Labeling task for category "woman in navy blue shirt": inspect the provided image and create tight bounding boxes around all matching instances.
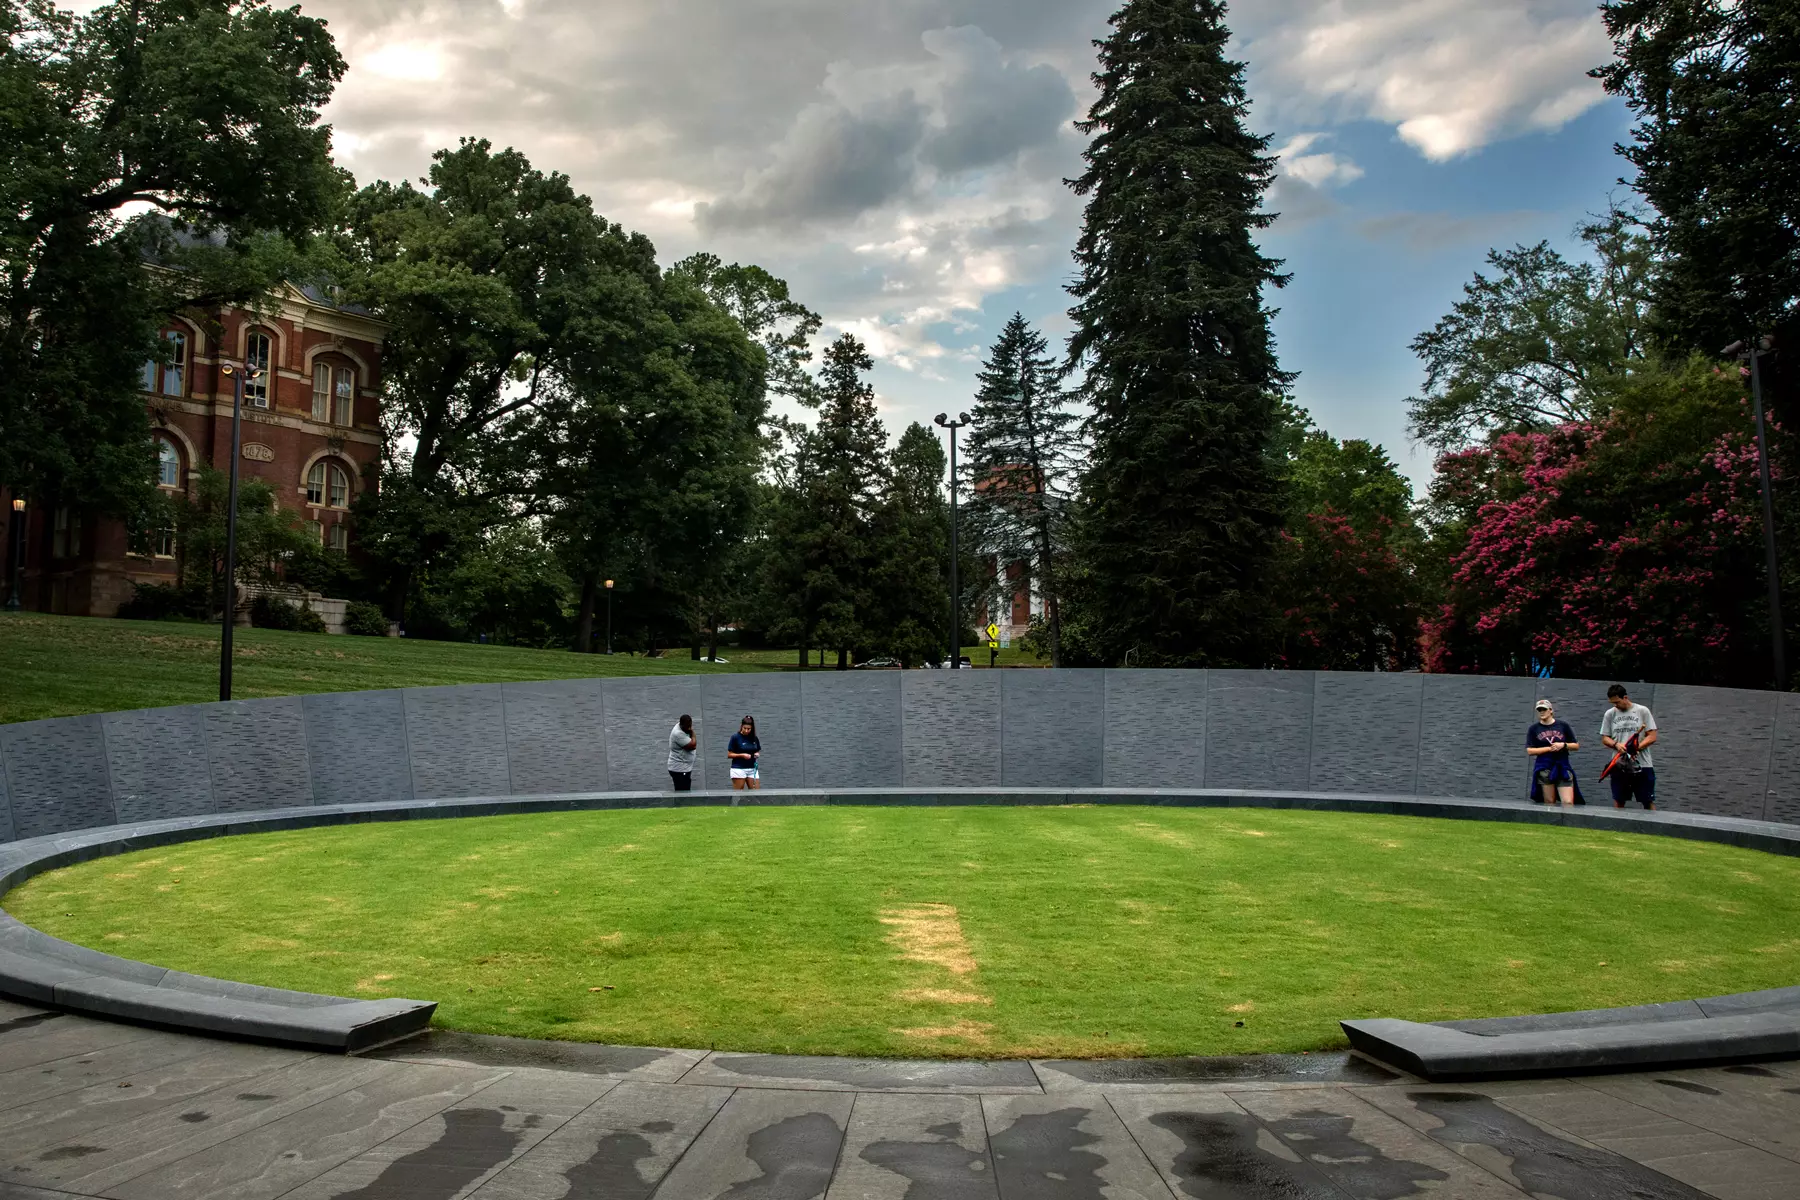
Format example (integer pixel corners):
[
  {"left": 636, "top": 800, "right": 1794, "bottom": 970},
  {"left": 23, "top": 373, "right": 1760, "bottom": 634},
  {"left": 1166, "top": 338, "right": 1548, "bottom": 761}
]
[
  {"left": 728, "top": 715, "right": 761, "bottom": 790},
  {"left": 1525, "top": 699, "right": 1582, "bottom": 806}
]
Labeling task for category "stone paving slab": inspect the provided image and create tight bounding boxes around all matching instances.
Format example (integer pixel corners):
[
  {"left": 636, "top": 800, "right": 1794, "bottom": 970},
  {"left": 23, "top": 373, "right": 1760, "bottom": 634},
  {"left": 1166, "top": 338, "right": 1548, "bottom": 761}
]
[
  {"left": 826, "top": 1091, "right": 997, "bottom": 1200},
  {"left": 978, "top": 1092, "right": 1171, "bottom": 1199},
  {"left": 0, "top": 1041, "right": 304, "bottom": 1179},
  {"left": 0, "top": 1025, "right": 222, "bottom": 1114},
  {"left": 8, "top": 1054, "right": 392, "bottom": 1194},
  {"left": 1581, "top": 1069, "right": 1800, "bottom": 1164},
  {"left": 1351, "top": 1084, "right": 1719, "bottom": 1198},
  {"left": 467, "top": 1079, "right": 733, "bottom": 1200},
  {"left": 367, "top": 1028, "right": 707, "bottom": 1082},
  {"left": 99, "top": 1062, "right": 504, "bottom": 1200},
  {"left": 1032, "top": 1051, "right": 1404, "bottom": 1093},
  {"left": 7, "top": 1015, "right": 1800, "bottom": 1198},
  {"left": 648, "top": 1086, "right": 855, "bottom": 1200},
  {"left": 0, "top": 1014, "right": 151, "bottom": 1074},
  {"left": 680, "top": 1051, "right": 1043, "bottom": 1094},
  {"left": 274, "top": 1067, "right": 614, "bottom": 1200},
  {"left": 1235, "top": 1086, "right": 1530, "bottom": 1197}
]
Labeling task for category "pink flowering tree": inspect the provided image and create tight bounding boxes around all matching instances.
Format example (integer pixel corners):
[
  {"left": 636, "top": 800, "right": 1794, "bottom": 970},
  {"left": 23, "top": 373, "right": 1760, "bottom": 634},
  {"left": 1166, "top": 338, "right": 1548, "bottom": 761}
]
[{"left": 1422, "top": 359, "right": 1787, "bottom": 686}]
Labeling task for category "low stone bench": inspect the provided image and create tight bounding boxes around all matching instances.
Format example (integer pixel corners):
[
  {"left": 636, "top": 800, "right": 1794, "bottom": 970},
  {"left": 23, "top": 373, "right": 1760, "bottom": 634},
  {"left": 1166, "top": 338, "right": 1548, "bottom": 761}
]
[
  {"left": 0, "top": 912, "right": 434, "bottom": 1052},
  {"left": 1342, "top": 986, "right": 1800, "bottom": 1079}
]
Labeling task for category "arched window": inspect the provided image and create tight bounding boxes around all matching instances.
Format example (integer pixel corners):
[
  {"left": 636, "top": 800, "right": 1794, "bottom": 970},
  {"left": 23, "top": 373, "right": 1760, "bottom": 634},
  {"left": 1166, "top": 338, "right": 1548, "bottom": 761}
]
[
  {"left": 334, "top": 366, "right": 355, "bottom": 426},
  {"left": 245, "top": 331, "right": 272, "bottom": 408},
  {"left": 306, "top": 459, "right": 351, "bottom": 508},
  {"left": 311, "top": 361, "right": 356, "bottom": 425},
  {"left": 153, "top": 436, "right": 181, "bottom": 488},
  {"left": 141, "top": 330, "right": 186, "bottom": 396}
]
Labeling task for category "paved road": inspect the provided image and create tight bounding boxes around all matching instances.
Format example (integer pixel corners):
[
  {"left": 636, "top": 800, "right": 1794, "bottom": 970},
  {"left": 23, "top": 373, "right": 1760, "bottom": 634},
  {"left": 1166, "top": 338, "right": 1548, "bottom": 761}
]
[{"left": 2, "top": 997, "right": 1797, "bottom": 1200}]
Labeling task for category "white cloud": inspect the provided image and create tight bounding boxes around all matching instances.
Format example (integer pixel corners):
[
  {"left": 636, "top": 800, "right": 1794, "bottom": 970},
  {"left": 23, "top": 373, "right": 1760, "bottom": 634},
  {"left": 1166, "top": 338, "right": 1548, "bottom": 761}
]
[
  {"left": 1268, "top": 132, "right": 1364, "bottom": 225},
  {"left": 1239, "top": 0, "right": 1612, "bottom": 160},
  {"left": 69, "top": 0, "right": 1618, "bottom": 447}
]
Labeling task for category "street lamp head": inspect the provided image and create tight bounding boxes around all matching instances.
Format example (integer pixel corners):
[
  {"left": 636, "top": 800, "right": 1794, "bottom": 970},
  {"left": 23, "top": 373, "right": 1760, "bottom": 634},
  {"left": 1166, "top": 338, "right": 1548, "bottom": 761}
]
[
  {"left": 604, "top": 579, "right": 614, "bottom": 590},
  {"left": 957, "top": 412, "right": 970, "bottom": 424},
  {"left": 11, "top": 498, "right": 23, "bottom": 512},
  {"left": 933, "top": 413, "right": 948, "bottom": 427}
]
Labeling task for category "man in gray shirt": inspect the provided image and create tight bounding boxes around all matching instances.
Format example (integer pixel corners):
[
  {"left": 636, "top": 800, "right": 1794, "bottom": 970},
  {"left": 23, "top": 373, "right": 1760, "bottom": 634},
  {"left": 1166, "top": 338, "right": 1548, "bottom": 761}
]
[
  {"left": 1599, "top": 685, "right": 1658, "bottom": 809},
  {"left": 668, "top": 715, "right": 697, "bottom": 792}
]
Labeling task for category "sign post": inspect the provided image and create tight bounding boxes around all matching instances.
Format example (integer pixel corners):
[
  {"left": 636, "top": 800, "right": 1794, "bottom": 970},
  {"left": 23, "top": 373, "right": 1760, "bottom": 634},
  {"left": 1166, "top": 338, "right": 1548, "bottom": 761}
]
[{"left": 986, "top": 622, "right": 1000, "bottom": 668}]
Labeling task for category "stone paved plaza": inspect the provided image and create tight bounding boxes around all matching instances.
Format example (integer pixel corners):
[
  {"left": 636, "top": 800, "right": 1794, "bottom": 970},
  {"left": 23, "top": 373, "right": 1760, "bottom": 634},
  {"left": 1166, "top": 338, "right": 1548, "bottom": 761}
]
[{"left": 3, "top": 998, "right": 1798, "bottom": 1199}]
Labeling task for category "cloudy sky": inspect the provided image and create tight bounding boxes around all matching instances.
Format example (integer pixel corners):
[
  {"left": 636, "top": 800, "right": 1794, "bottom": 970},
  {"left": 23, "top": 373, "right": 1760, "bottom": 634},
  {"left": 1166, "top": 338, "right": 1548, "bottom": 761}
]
[{"left": 273, "top": 0, "right": 1630, "bottom": 489}]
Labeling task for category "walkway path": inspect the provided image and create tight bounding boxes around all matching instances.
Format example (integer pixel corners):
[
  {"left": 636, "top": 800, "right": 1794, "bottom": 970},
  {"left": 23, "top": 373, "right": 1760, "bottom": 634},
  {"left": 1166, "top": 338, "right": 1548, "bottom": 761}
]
[{"left": 2, "top": 997, "right": 1797, "bottom": 1199}]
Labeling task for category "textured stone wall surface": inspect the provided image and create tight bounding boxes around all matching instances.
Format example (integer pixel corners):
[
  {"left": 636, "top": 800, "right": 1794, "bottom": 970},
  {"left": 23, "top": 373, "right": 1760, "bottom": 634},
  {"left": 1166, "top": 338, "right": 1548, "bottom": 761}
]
[{"left": 1, "top": 671, "right": 1790, "bottom": 840}]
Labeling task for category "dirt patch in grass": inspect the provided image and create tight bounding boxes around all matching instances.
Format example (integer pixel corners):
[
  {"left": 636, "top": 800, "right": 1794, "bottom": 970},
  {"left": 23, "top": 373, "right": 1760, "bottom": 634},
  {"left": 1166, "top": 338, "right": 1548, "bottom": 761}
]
[
  {"left": 893, "top": 1018, "right": 996, "bottom": 1045},
  {"left": 898, "top": 988, "right": 993, "bottom": 1005},
  {"left": 880, "top": 903, "right": 979, "bottom": 976}
]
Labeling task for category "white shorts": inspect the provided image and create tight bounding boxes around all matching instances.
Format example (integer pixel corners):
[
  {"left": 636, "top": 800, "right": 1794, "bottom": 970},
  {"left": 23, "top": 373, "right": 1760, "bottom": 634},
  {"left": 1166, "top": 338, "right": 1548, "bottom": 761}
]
[{"left": 730, "top": 767, "right": 759, "bottom": 780}]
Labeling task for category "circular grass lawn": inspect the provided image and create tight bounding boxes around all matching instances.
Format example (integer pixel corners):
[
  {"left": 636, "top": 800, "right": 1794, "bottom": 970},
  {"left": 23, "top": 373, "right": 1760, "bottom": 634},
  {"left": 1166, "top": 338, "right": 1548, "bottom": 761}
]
[{"left": 8, "top": 807, "right": 1800, "bottom": 1060}]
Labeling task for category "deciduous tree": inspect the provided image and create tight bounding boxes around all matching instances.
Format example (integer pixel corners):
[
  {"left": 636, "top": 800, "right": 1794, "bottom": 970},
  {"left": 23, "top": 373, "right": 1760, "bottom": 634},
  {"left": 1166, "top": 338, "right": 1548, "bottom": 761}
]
[{"left": 0, "top": 0, "right": 346, "bottom": 517}]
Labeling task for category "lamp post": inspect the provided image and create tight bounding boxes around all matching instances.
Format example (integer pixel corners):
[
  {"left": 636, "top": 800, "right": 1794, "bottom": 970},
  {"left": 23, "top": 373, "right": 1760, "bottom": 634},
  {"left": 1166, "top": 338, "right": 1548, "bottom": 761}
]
[
  {"left": 1725, "top": 338, "right": 1787, "bottom": 691},
  {"left": 217, "top": 360, "right": 261, "bottom": 701},
  {"left": 933, "top": 412, "right": 970, "bottom": 668},
  {"left": 604, "top": 579, "right": 614, "bottom": 655},
  {"left": 5, "top": 496, "right": 24, "bottom": 612}
]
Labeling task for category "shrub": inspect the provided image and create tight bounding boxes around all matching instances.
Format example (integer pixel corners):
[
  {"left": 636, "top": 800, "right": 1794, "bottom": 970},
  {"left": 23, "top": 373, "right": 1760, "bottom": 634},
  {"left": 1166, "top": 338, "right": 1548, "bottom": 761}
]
[
  {"left": 250, "top": 594, "right": 326, "bottom": 633},
  {"left": 344, "top": 600, "right": 389, "bottom": 637},
  {"left": 117, "top": 581, "right": 207, "bottom": 622}
]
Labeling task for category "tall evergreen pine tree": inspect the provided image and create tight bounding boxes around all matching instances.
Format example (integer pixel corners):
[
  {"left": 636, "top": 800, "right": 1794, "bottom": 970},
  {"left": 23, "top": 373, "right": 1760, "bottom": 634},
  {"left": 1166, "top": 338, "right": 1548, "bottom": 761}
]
[
  {"left": 964, "top": 314, "right": 1078, "bottom": 666},
  {"left": 765, "top": 334, "right": 887, "bottom": 668},
  {"left": 1065, "top": 0, "right": 1292, "bottom": 667}
]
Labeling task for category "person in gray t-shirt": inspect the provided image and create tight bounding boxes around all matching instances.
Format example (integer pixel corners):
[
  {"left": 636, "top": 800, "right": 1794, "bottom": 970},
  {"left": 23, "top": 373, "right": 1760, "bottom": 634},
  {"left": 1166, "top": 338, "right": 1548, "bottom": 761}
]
[
  {"left": 1599, "top": 685, "right": 1658, "bottom": 809},
  {"left": 668, "top": 715, "right": 697, "bottom": 792}
]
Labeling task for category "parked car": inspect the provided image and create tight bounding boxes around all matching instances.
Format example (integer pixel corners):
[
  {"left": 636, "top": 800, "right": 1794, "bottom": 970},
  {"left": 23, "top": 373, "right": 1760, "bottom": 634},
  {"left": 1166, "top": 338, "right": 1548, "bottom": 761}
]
[
  {"left": 699, "top": 656, "right": 730, "bottom": 664},
  {"left": 934, "top": 656, "right": 974, "bottom": 669},
  {"left": 856, "top": 657, "right": 901, "bottom": 669}
]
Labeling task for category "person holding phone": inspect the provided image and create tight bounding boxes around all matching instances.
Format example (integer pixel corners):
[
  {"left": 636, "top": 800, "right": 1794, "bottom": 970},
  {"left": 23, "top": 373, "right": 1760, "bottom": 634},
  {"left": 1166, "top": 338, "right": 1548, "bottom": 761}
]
[
  {"left": 668, "top": 714, "right": 697, "bottom": 792},
  {"left": 728, "top": 715, "right": 761, "bottom": 790},
  {"left": 1526, "top": 699, "right": 1581, "bottom": 806}
]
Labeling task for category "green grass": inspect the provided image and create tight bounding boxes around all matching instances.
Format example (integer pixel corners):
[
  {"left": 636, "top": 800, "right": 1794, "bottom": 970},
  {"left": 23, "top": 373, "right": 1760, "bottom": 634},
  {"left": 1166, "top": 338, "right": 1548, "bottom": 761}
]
[
  {"left": 9, "top": 806, "right": 1798, "bottom": 1059},
  {"left": 0, "top": 612, "right": 766, "bottom": 724}
]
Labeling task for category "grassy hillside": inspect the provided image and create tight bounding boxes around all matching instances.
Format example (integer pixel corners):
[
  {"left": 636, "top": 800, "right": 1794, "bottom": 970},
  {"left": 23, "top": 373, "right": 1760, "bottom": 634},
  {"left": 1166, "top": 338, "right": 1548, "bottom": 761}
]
[{"left": 0, "top": 612, "right": 763, "bottom": 724}]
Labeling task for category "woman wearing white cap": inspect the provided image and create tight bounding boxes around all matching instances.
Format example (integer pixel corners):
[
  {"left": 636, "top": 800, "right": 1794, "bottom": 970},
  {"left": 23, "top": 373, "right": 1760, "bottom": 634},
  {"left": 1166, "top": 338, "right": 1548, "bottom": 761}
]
[{"left": 1525, "top": 698, "right": 1582, "bottom": 806}]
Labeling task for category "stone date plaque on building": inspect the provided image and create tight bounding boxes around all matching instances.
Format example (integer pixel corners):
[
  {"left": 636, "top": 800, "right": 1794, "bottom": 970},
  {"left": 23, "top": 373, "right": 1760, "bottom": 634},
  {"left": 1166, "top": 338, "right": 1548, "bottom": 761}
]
[{"left": 241, "top": 442, "right": 275, "bottom": 462}]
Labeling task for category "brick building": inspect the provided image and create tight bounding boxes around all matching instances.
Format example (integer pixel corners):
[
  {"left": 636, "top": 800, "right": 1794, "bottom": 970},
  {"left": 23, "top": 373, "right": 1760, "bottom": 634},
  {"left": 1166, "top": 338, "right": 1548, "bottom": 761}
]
[{"left": 0, "top": 284, "right": 386, "bottom": 617}]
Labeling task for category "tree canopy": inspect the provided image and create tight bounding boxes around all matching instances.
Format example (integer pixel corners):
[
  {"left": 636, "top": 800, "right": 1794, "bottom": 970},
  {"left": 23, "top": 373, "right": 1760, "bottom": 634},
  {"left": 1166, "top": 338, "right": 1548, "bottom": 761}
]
[
  {"left": 1598, "top": 0, "right": 1800, "bottom": 354},
  {"left": 0, "top": 0, "right": 346, "bottom": 514},
  {"left": 1063, "top": 0, "right": 1291, "bottom": 667}
]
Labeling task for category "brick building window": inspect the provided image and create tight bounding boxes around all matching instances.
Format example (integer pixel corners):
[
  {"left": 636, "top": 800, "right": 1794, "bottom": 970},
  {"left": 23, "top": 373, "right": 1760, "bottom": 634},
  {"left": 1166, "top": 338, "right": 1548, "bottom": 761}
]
[
  {"left": 306, "top": 460, "right": 350, "bottom": 508},
  {"left": 141, "top": 331, "right": 186, "bottom": 396},
  {"left": 305, "top": 519, "right": 323, "bottom": 545},
  {"left": 245, "top": 331, "right": 272, "bottom": 407},
  {"left": 52, "top": 507, "right": 79, "bottom": 558},
  {"left": 312, "top": 362, "right": 355, "bottom": 425},
  {"left": 328, "top": 523, "right": 348, "bottom": 552},
  {"left": 335, "top": 367, "right": 354, "bottom": 425},
  {"left": 154, "top": 436, "right": 181, "bottom": 488}
]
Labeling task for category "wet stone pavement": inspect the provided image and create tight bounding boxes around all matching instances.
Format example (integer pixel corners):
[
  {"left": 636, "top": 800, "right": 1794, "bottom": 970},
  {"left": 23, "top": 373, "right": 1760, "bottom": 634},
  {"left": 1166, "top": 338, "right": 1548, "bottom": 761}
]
[{"left": 2, "top": 998, "right": 1798, "bottom": 1200}]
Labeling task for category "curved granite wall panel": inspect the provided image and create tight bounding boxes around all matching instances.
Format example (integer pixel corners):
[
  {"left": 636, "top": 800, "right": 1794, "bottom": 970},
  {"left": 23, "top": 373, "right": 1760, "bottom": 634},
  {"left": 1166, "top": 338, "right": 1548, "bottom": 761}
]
[
  {"left": 1768, "top": 693, "right": 1800, "bottom": 826},
  {"left": 803, "top": 672, "right": 902, "bottom": 788},
  {"left": 1, "top": 671, "right": 1795, "bottom": 842},
  {"left": 304, "top": 689, "right": 413, "bottom": 808}
]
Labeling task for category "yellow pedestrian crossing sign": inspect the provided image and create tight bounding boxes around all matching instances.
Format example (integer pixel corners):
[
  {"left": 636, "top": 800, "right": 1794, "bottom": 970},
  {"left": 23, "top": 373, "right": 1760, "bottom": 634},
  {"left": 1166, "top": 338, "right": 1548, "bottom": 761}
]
[{"left": 986, "top": 623, "right": 1000, "bottom": 640}]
